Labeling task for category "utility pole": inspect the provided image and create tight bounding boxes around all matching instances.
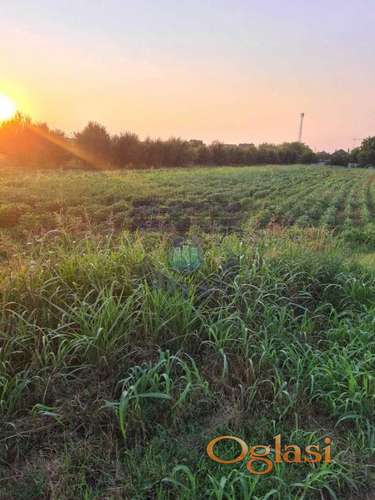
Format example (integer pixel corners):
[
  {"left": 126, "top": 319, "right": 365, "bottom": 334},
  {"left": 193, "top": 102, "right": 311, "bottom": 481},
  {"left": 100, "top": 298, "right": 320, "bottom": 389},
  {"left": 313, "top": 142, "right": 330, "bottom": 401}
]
[{"left": 298, "top": 113, "right": 305, "bottom": 143}]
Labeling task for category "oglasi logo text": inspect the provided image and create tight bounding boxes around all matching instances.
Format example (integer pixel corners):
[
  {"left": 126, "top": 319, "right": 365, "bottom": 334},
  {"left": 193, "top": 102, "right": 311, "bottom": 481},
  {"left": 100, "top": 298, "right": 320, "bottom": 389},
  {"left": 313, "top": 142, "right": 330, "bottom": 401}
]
[{"left": 207, "top": 435, "right": 332, "bottom": 475}]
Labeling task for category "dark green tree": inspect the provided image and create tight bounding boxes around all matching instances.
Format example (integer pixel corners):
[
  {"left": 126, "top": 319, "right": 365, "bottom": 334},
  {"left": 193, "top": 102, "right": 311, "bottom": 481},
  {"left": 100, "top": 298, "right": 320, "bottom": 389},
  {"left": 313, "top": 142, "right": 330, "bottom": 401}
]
[
  {"left": 111, "top": 132, "right": 141, "bottom": 167},
  {"left": 330, "top": 149, "right": 349, "bottom": 166},
  {"left": 358, "top": 137, "right": 375, "bottom": 166},
  {"left": 75, "top": 122, "right": 111, "bottom": 163}
]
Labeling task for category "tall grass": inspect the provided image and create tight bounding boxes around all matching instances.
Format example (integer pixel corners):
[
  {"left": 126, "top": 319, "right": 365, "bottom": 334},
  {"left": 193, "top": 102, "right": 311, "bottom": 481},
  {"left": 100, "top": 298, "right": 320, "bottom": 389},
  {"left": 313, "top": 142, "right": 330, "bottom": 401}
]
[{"left": 1, "top": 226, "right": 375, "bottom": 498}]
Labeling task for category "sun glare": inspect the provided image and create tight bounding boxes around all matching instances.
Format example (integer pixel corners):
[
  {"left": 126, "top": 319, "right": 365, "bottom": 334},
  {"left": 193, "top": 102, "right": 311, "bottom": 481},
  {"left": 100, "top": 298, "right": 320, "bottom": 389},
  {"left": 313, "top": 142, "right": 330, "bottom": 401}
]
[{"left": 0, "top": 95, "right": 17, "bottom": 121}]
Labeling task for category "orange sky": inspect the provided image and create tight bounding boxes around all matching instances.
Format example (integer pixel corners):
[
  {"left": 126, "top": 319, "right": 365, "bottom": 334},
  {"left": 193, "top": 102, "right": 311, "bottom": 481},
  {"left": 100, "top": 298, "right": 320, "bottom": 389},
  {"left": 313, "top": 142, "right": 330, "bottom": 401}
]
[{"left": 1, "top": 1, "right": 375, "bottom": 152}]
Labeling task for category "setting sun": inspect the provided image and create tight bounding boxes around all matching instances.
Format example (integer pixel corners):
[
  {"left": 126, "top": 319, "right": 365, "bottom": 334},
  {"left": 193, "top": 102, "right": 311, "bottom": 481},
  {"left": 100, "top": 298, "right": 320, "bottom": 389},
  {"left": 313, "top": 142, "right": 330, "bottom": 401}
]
[{"left": 0, "top": 95, "right": 16, "bottom": 121}]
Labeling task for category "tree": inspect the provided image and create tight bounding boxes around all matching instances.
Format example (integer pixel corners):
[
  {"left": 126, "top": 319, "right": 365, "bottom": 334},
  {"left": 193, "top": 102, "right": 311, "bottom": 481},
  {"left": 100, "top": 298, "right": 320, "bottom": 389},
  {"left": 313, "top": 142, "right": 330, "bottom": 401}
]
[
  {"left": 349, "top": 147, "right": 361, "bottom": 164},
  {"left": 316, "top": 151, "right": 331, "bottom": 163},
  {"left": 276, "top": 142, "right": 315, "bottom": 164},
  {"left": 300, "top": 150, "right": 317, "bottom": 164},
  {"left": 194, "top": 143, "right": 210, "bottom": 165},
  {"left": 75, "top": 122, "right": 111, "bottom": 164},
  {"left": 0, "top": 113, "right": 355, "bottom": 169},
  {"left": 241, "top": 144, "right": 258, "bottom": 165},
  {"left": 257, "top": 143, "right": 279, "bottom": 164},
  {"left": 0, "top": 113, "right": 71, "bottom": 167},
  {"left": 358, "top": 137, "right": 375, "bottom": 167},
  {"left": 209, "top": 141, "right": 228, "bottom": 165},
  {"left": 162, "top": 138, "right": 192, "bottom": 167},
  {"left": 330, "top": 149, "right": 349, "bottom": 166},
  {"left": 111, "top": 132, "right": 140, "bottom": 167},
  {"left": 278, "top": 143, "right": 299, "bottom": 164}
]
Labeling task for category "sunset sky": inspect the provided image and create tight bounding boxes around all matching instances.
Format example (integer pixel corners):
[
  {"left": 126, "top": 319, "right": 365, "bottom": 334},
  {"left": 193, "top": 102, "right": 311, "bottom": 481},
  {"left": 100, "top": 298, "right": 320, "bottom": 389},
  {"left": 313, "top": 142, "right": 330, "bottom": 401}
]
[{"left": 1, "top": 0, "right": 374, "bottom": 151}]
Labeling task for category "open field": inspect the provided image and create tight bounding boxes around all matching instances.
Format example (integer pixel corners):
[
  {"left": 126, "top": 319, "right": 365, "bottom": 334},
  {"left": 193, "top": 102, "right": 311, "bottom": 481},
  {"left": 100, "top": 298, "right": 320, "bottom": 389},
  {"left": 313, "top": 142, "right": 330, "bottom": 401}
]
[
  {"left": 1, "top": 165, "right": 375, "bottom": 499},
  {"left": 0, "top": 165, "right": 375, "bottom": 242}
]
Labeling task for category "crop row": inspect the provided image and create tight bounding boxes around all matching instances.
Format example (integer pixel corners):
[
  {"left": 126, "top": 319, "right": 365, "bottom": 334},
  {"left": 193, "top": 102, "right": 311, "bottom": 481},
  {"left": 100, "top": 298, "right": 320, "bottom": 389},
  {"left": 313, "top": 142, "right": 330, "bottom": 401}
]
[{"left": 252, "top": 173, "right": 375, "bottom": 230}]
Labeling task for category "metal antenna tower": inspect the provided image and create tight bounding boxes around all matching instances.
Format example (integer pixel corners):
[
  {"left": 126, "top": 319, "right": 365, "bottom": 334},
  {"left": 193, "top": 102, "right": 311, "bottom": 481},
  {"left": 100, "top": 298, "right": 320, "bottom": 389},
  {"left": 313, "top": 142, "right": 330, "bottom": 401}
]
[{"left": 298, "top": 113, "right": 305, "bottom": 142}]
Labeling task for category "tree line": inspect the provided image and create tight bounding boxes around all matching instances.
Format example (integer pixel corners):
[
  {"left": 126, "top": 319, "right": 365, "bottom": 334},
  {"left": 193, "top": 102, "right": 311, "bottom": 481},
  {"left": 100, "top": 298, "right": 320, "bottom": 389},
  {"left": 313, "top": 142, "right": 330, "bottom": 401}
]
[{"left": 0, "top": 113, "right": 374, "bottom": 169}]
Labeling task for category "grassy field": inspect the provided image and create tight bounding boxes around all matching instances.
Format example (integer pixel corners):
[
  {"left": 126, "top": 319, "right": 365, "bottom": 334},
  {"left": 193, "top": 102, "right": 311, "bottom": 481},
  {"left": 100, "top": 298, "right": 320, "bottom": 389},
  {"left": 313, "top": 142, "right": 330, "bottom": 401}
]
[
  {"left": 0, "top": 164, "right": 375, "bottom": 242},
  {"left": 1, "top": 165, "right": 375, "bottom": 499}
]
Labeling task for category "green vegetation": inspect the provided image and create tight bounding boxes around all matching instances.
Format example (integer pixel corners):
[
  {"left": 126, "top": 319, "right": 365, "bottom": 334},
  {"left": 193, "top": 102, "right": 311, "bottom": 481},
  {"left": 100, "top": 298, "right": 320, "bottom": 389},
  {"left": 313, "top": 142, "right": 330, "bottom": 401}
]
[
  {"left": 2, "top": 113, "right": 375, "bottom": 169},
  {"left": 0, "top": 114, "right": 316, "bottom": 168},
  {"left": 1, "top": 165, "right": 375, "bottom": 499},
  {"left": 1, "top": 165, "right": 375, "bottom": 248}
]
